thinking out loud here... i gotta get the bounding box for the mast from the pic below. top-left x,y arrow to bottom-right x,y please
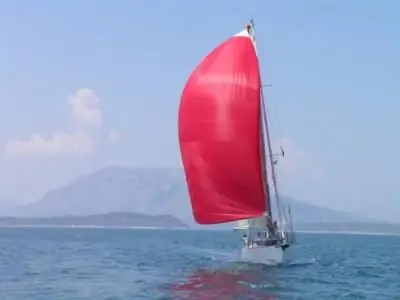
254,20 -> 295,242
259,100 -> 272,219
247,20 -> 272,219
261,87 -> 283,226
249,18 -> 282,224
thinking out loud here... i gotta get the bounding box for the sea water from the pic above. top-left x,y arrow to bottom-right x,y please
0,227 -> 398,299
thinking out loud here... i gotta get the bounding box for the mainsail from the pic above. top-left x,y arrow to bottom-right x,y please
178,27 -> 269,224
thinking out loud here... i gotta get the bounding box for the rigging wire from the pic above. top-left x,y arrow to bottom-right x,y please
253,17 -> 293,235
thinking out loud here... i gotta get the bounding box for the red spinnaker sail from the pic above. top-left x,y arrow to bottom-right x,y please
178,28 -> 268,224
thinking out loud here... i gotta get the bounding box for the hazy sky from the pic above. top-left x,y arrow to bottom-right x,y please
0,1 -> 399,220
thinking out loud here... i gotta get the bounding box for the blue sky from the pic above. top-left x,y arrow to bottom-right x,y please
0,1 -> 399,220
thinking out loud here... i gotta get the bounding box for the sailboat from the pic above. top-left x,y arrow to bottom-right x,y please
178,20 -> 295,265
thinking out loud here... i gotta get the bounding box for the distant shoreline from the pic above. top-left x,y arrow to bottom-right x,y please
0,212 -> 189,229
0,225 -> 399,236
296,230 -> 400,237
0,224 -> 186,230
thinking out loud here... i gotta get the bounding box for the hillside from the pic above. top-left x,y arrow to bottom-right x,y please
14,166 -> 367,226
0,212 -> 187,228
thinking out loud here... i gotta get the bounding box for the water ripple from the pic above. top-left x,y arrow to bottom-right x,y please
0,227 -> 399,299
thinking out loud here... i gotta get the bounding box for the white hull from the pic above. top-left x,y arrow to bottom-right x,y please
239,244 -> 286,266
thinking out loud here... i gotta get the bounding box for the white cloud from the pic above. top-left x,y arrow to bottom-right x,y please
4,88 -> 111,157
4,131 -> 94,157
68,88 -> 102,127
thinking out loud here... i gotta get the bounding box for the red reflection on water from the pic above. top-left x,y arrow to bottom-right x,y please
170,269 -> 276,300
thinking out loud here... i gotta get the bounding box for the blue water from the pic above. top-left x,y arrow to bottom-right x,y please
0,228 -> 399,299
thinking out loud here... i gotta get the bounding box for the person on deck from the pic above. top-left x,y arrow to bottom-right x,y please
266,216 -> 273,238
272,221 -> 278,238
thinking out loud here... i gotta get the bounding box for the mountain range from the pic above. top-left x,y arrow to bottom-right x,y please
4,166 -> 369,228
